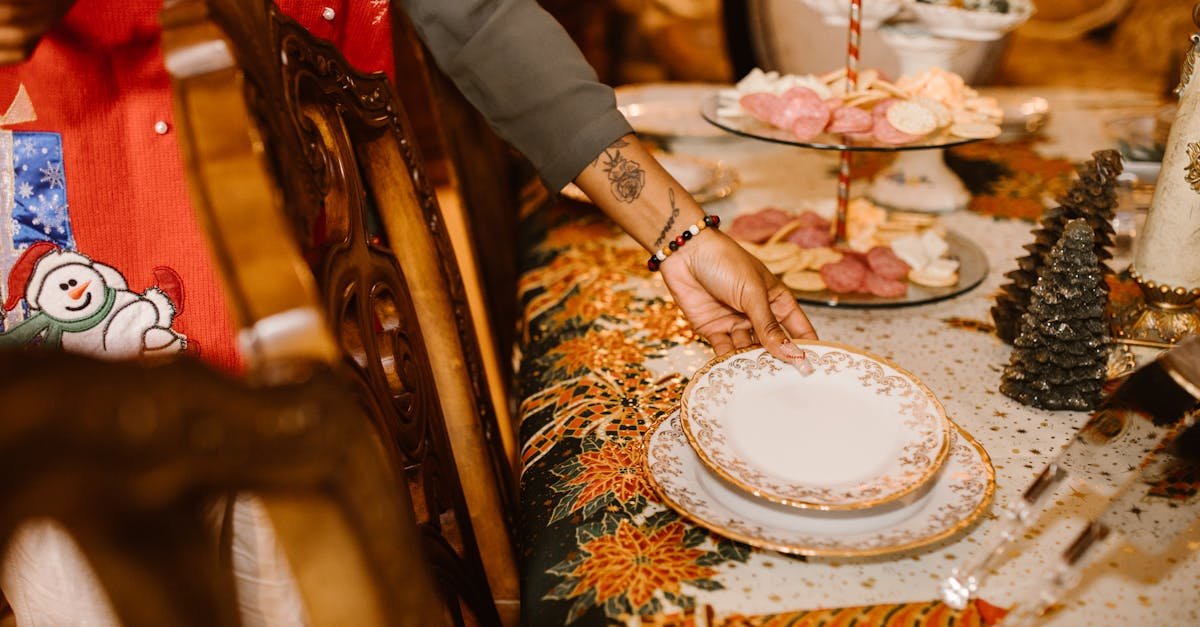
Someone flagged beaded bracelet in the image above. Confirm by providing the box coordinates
[646,214,720,271]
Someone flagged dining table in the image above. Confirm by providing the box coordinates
[514,86,1200,626]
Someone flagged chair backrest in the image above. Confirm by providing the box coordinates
[388,10,522,469]
[161,0,519,622]
[0,352,443,627]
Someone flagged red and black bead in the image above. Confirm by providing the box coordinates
[674,235,686,247]
[704,214,720,228]
[647,257,660,272]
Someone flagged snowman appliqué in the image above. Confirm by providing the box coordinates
[0,241,188,358]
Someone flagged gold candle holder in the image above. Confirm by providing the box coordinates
[1114,269,1200,348]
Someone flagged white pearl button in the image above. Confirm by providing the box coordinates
[154,120,169,135]
[321,7,335,21]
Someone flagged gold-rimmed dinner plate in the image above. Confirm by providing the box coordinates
[680,344,952,510]
[645,412,994,557]
[615,82,730,138]
[561,153,738,205]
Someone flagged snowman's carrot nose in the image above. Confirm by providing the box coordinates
[69,281,91,300]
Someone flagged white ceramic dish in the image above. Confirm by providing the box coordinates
[646,412,994,556]
[907,1,1033,42]
[680,344,951,510]
[995,94,1050,139]
[562,153,738,204]
[615,83,729,138]
[801,0,904,29]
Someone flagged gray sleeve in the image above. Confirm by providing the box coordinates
[400,0,633,192]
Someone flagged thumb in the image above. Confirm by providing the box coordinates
[742,282,808,363]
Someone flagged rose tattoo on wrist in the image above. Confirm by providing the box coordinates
[593,137,645,203]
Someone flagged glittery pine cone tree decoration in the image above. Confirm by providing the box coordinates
[1057,149,1121,272]
[991,150,1122,343]
[1000,219,1111,411]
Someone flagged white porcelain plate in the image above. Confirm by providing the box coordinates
[562,153,738,204]
[680,344,951,509]
[616,83,730,138]
[647,412,994,556]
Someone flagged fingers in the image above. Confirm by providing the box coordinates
[708,331,735,357]
[730,327,755,351]
[772,293,819,340]
[742,282,808,363]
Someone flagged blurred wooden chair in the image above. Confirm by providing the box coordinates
[166,0,518,622]
[0,353,442,627]
[159,0,522,621]
[0,0,519,623]
[388,9,524,433]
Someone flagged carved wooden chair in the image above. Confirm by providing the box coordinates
[0,353,443,627]
[160,0,521,622]
[0,0,519,622]
[388,9,524,461]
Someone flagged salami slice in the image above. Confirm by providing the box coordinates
[866,246,912,280]
[873,117,922,145]
[775,87,827,139]
[740,93,785,125]
[787,226,834,249]
[872,99,900,119]
[728,207,794,243]
[819,256,867,294]
[844,125,876,143]
[791,107,831,141]
[796,210,830,230]
[863,271,908,298]
[826,106,873,134]
[782,86,824,107]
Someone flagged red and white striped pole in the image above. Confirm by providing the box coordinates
[835,0,863,243]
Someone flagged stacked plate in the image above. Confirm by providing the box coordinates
[644,342,994,557]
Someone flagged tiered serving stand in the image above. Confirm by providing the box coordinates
[700,0,993,308]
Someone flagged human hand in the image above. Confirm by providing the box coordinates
[659,229,818,361]
[0,0,78,65]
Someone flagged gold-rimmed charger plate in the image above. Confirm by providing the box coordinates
[646,412,994,557]
[680,344,951,510]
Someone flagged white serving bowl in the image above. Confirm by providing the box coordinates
[801,0,904,30]
[907,1,1034,42]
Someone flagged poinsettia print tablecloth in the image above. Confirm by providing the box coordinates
[515,88,1200,626]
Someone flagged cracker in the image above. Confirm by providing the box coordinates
[886,211,939,226]
[913,96,952,127]
[782,269,826,292]
[765,219,804,245]
[873,79,910,99]
[808,247,843,267]
[843,91,888,108]
[764,252,804,275]
[794,247,817,271]
[820,67,847,84]
[886,101,938,136]
[909,266,959,288]
[754,241,801,262]
[950,121,1002,140]
[856,69,879,92]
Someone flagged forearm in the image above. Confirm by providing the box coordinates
[401,0,632,192]
[572,133,708,253]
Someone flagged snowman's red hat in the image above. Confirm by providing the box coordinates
[4,242,91,311]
